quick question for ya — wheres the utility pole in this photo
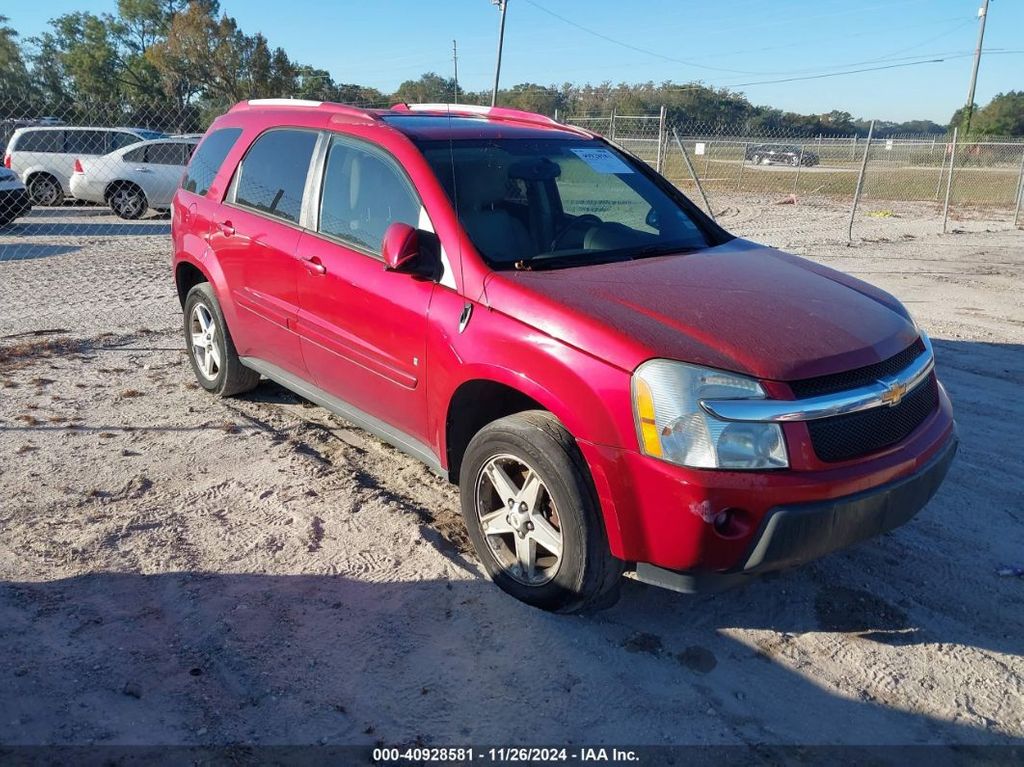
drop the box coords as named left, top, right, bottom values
left=491, top=0, right=508, bottom=107
left=963, top=0, right=990, bottom=134
left=453, top=40, right=459, bottom=104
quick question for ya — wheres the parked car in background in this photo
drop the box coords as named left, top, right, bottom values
left=0, top=117, right=63, bottom=153
left=0, top=166, right=31, bottom=227
left=3, top=126, right=165, bottom=206
left=71, top=137, right=199, bottom=219
left=745, top=143, right=820, bottom=166
left=172, top=100, right=956, bottom=612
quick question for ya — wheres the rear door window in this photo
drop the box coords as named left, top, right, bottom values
left=146, top=142, right=186, bottom=166
left=231, top=129, right=318, bottom=225
left=182, top=127, right=242, bottom=196
left=17, top=130, right=63, bottom=153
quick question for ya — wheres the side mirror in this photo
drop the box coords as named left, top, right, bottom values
left=382, top=222, right=420, bottom=272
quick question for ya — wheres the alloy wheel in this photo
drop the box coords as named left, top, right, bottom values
left=111, top=187, right=143, bottom=218
left=31, top=176, right=59, bottom=206
left=189, top=302, right=222, bottom=381
left=475, top=454, right=563, bottom=586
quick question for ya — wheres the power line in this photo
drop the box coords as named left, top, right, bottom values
left=520, top=0, right=939, bottom=76
left=731, top=57, right=953, bottom=88
left=519, top=0, right=766, bottom=75
left=728, top=49, right=1024, bottom=88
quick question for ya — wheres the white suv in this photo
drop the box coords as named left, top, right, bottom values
left=3, top=126, right=164, bottom=206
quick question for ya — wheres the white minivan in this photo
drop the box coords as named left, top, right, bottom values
left=3, top=126, right=164, bottom=206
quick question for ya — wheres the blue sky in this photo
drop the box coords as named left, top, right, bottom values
left=5, top=0, right=1022, bottom=122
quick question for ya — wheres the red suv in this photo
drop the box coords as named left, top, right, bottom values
left=171, top=100, right=957, bottom=612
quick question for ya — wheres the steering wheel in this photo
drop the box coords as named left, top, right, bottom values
left=550, top=214, right=601, bottom=251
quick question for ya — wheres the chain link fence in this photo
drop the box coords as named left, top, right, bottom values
left=1, top=98, right=1023, bottom=341
left=565, top=110, right=1024, bottom=245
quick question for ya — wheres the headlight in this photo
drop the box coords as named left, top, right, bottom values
left=632, top=360, right=788, bottom=470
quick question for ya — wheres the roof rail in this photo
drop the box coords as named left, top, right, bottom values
left=391, top=103, right=571, bottom=130
left=230, top=99, right=379, bottom=124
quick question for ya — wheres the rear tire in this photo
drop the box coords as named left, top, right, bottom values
left=183, top=283, right=261, bottom=397
left=28, top=174, right=61, bottom=206
left=108, top=182, right=148, bottom=220
left=459, top=410, right=623, bottom=613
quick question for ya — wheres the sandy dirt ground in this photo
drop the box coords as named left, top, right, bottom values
left=0, top=200, right=1022, bottom=747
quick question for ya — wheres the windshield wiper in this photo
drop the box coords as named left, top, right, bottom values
left=630, top=243, right=699, bottom=260
left=513, top=251, right=633, bottom=271
left=512, top=243, right=700, bottom=272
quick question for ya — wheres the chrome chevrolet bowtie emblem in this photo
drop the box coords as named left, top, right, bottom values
left=880, top=380, right=909, bottom=406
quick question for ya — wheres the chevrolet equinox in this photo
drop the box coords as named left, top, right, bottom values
left=171, top=100, right=957, bottom=612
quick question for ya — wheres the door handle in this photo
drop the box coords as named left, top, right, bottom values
left=217, top=220, right=234, bottom=236
left=301, top=256, right=326, bottom=275
left=134, top=167, right=152, bottom=173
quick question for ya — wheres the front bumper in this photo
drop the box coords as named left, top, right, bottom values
left=635, top=432, right=957, bottom=593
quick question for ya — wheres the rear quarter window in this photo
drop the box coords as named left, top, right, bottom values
left=182, top=127, right=243, bottom=197
left=16, top=130, right=63, bottom=153
left=231, top=129, right=318, bottom=224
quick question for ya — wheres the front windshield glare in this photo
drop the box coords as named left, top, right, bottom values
left=416, top=138, right=710, bottom=269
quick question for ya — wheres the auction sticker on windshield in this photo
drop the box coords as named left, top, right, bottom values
left=570, top=147, right=634, bottom=174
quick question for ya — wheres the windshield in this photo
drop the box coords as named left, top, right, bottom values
left=414, top=138, right=712, bottom=270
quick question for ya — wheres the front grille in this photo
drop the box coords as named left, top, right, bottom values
left=790, top=338, right=926, bottom=399
left=807, top=374, right=939, bottom=463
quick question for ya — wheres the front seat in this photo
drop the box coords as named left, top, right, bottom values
left=456, top=164, right=534, bottom=264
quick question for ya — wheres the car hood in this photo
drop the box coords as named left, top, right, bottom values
left=482, top=238, right=919, bottom=381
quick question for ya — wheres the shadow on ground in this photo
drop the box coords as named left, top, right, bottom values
left=0, top=243, right=80, bottom=261
left=6, top=220, right=169, bottom=237
left=0, top=569, right=1016, bottom=747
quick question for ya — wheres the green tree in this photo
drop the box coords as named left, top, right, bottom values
left=500, top=83, right=563, bottom=115
left=393, top=72, right=457, bottom=104
left=0, top=15, right=36, bottom=112
left=971, top=91, right=1024, bottom=136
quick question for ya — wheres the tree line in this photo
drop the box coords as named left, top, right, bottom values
left=1, top=1, right=1021, bottom=137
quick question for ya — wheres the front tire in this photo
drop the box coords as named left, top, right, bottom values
left=183, top=283, right=260, bottom=397
left=459, top=411, right=623, bottom=613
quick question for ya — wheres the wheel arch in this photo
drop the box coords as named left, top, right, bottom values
left=24, top=169, right=65, bottom=195
left=445, top=378, right=549, bottom=484
left=175, top=259, right=210, bottom=308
